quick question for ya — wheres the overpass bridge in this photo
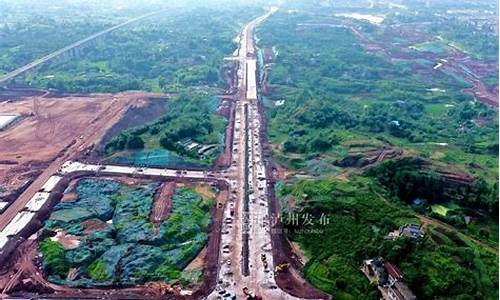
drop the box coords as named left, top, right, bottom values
left=0, top=11, right=163, bottom=84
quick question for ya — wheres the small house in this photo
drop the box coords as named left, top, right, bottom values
left=399, top=224, right=424, bottom=239
left=362, top=257, right=388, bottom=286
left=386, top=224, right=425, bottom=240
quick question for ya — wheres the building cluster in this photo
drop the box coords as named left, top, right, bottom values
left=386, top=224, right=425, bottom=240
left=361, top=223, right=425, bottom=299
left=362, top=257, right=416, bottom=300
left=177, top=138, right=219, bottom=159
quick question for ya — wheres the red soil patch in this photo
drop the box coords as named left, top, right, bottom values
left=61, top=192, right=78, bottom=202
left=81, top=219, right=109, bottom=235
left=0, top=93, right=145, bottom=200
left=0, top=92, right=155, bottom=231
left=151, top=181, right=176, bottom=226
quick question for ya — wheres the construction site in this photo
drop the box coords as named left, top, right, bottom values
left=0, top=83, right=235, bottom=299
left=0, top=7, right=329, bottom=300
left=348, top=20, right=499, bottom=108
left=0, top=91, right=162, bottom=215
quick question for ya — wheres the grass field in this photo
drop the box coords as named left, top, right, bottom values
left=431, top=204, right=449, bottom=216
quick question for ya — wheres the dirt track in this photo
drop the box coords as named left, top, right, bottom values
left=418, top=215, right=498, bottom=255
left=151, top=181, right=176, bottom=226
left=213, top=96, right=236, bottom=170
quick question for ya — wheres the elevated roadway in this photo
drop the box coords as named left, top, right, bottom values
left=0, top=11, right=163, bottom=84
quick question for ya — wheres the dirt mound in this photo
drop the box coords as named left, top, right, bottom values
left=334, top=144, right=402, bottom=168
left=151, top=181, right=175, bottom=226
left=81, top=219, right=109, bottom=235
left=93, top=97, right=168, bottom=155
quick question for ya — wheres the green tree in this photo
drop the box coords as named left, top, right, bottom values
left=127, top=135, right=144, bottom=149
left=40, top=239, right=70, bottom=277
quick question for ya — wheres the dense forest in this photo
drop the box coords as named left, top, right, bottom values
left=0, top=0, right=162, bottom=75
left=367, top=158, right=499, bottom=244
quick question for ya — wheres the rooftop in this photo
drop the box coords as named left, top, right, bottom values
left=392, top=281, right=417, bottom=300
left=0, top=114, right=20, bottom=130
left=400, top=223, right=424, bottom=239
left=385, top=262, right=403, bottom=280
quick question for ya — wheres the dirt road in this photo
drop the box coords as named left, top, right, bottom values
left=151, top=181, right=176, bottom=226
left=418, top=215, right=498, bottom=254
left=0, top=92, right=148, bottom=230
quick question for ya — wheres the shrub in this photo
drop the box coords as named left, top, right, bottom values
left=87, top=260, right=110, bottom=282
left=40, top=239, right=70, bottom=277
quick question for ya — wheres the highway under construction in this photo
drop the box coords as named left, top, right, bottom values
left=0, top=7, right=329, bottom=300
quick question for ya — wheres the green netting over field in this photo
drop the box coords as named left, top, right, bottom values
left=41, top=178, right=213, bottom=287
left=106, top=148, right=208, bottom=168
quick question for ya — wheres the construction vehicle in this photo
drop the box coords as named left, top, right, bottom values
left=274, top=263, right=290, bottom=274
left=145, top=281, right=179, bottom=295
left=243, top=287, right=262, bottom=300
left=261, top=253, right=268, bottom=269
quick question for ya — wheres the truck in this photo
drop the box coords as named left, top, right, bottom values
left=242, top=287, right=262, bottom=300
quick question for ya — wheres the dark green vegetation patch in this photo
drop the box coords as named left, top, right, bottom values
left=259, top=12, right=498, bottom=179
left=368, top=158, right=498, bottom=245
left=5, top=6, right=259, bottom=93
